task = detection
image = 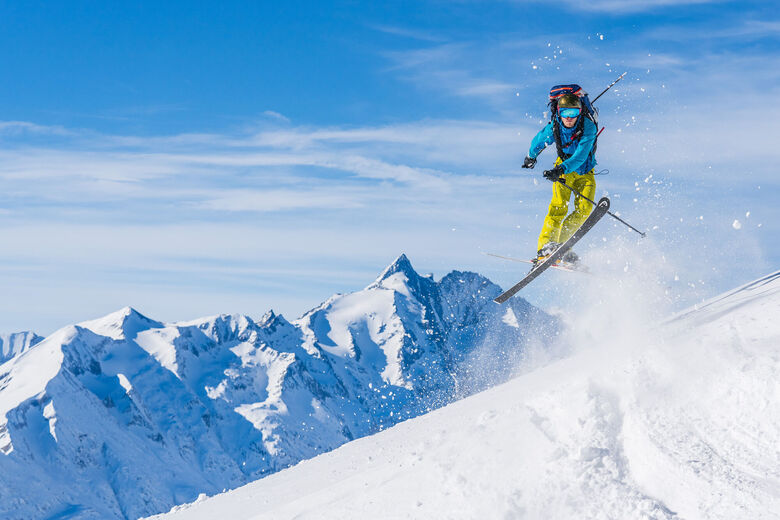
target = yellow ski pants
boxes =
[537,158,596,251]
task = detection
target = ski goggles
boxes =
[558,107,581,118]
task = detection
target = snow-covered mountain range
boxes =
[0,254,555,520]
[151,270,780,520]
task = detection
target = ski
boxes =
[484,252,590,274]
[494,196,610,304]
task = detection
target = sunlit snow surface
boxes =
[151,271,780,520]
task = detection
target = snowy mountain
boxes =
[150,271,780,520]
[0,254,554,520]
[0,331,43,364]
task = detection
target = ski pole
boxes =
[591,72,627,104]
[559,179,646,237]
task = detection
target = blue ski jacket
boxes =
[528,116,597,175]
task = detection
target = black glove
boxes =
[543,165,565,182]
[522,156,536,169]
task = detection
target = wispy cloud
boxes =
[0,117,538,227]
[0,121,74,136]
[262,111,291,123]
[555,0,727,13]
[383,42,518,105]
[370,24,447,43]
[197,188,366,212]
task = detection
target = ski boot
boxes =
[534,242,560,266]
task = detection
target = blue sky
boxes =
[1,0,778,334]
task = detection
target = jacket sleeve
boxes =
[528,123,554,159]
[560,118,597,173]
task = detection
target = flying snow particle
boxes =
[732,220,742,230]
[599,34,604,40]
[532,65,538,70]
[745,211,751,218]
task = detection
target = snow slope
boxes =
[151,271,780,520]
[0,255,554,520]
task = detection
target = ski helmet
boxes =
[557,93,582,109]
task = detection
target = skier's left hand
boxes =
[522,156,536,169]
[543,165,565,182]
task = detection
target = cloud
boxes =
[382,42,521,106]
[0,117,540,229]
[262,111,291,123]
[197,189,364,212]
[0,121,73,136]
[646,19,780,42]
[369,24,447,43]
[554,0,727,13]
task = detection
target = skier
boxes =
[521,91,598,266]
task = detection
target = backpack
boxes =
[548,84,599,161]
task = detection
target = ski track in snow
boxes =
[150,270,780,520]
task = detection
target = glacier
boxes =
[0,254,555,520]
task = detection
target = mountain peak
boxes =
[259,310,290,329]
[78,306,163,340]
[375,253,419,283]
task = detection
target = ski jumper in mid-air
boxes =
[522,89,598,265]
[492,75,644,304]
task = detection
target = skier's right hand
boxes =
[522,156,536,169]
[543,165,565,182]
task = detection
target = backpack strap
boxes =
[552,115,585,160]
